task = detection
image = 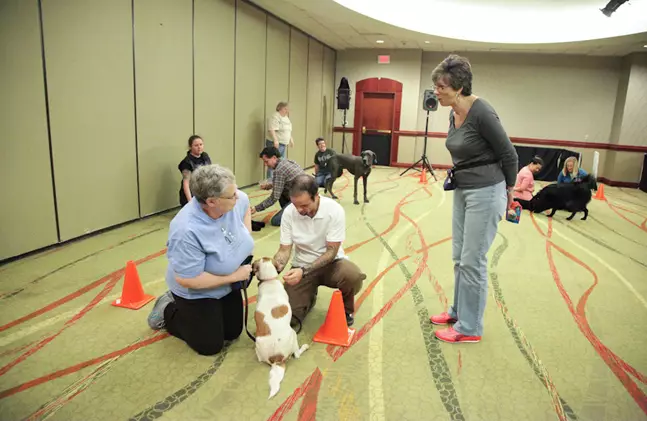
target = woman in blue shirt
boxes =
[557,156,587,183]
[148,164,254,355]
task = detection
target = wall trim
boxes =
[333,126,647,154]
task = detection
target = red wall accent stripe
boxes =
[332,126,647,154]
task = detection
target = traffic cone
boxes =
[593,184,606,200]
[419,168,428,184]
[112,260,155,310]
[313,290,355,347]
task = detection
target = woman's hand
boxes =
[506,188,514,209]
[289,138,294,148]
[232,265,253,282]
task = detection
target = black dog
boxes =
[522,175,598,220]
[325,150,377,205]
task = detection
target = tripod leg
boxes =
[400,157,424,176]
[423,156,437,181]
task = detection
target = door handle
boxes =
[362,126,366,134]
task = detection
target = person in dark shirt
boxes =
[428,54,518,344]
[313,137,336,188]
[178,135,212,207]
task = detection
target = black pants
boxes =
[163,290,243,355]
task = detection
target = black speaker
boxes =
[337,77,350,110]
[423,89,438,112]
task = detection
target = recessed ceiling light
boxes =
[424,41,430,44]
[376,40,384,44]
[644,44,647,48]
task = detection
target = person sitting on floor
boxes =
[147,164,254,356]
[251,146,304,227]
[313,137,336,188]
[178,135,212,207]
[513,156,543,201]
[557,156,587,184]
[271,174,366,327]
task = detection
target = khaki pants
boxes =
[285,258,366,322]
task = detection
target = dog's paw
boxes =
[364,198,370,203]
[331,195,338,200]
[353,200,360,205]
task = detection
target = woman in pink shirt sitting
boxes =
[513,156,543,206]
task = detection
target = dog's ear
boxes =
[251,259,261,276]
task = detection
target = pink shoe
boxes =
[435,327,481,343]
[429,312,457,325]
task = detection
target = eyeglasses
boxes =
[219,192,238,201]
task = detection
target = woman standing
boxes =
[178,135,212,207]
[148,164,254,355]
[262,101,294,188]
[429,54,518,344]
[557,156,587,183]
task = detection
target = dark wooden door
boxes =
[361,92,393,166]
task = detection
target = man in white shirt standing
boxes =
[271,174,366,327]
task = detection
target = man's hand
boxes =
[250,206,257,215]
[283,268,303,285]
[274,141,279,149]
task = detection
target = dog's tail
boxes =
[268,363,286,399]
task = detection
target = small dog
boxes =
[525,174,598,220]
[252,258,309,399]
[326,150,377,204]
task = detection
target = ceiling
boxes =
[249,0,647,56]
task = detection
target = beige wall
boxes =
[335,49,647,184]
[0,0,336,260]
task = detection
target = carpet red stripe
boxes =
[0,333,169,400]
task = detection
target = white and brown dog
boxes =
[252,257,309,399]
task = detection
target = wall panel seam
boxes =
[37,0,61,242]
[233,0,237,174]
[131,0,142,217]
[192,0,196,134]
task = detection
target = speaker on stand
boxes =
[400,89,438,180]
[336,77,351,153]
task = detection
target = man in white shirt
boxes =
[271,174,366,327]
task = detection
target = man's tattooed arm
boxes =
[273,244,292,273]
[301,242,340,277]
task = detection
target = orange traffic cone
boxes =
[313,290,355,347]
[419,168,428,184]
[593,183,606,200]
[112,261,155,310]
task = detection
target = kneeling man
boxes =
[271,174,365,327]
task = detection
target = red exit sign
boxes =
[377,55,390,64]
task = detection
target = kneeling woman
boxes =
[148,164,254,355]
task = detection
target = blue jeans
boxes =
[315,172,332,188]
[265,139,286,180]
[447,181,507,336]
[270,196,290,227]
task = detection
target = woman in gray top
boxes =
[428,54,518,344]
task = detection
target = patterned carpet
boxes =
[1,167,646,421]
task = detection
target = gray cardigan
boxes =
[446,98,518,189]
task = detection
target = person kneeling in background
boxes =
[147,164,253,356]
[513,156,543,209]
[313,137,336,188]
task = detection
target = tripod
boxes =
[341,109,348,154]
[400,110,437,180]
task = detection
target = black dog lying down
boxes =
[517,175,598,220]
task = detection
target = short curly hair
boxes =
[189,164,236,203]
[431,54,473,96]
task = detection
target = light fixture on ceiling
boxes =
[600,0,629,17]
[424,41,430,44]
[644,44,647,48]
[376,40,384,43]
